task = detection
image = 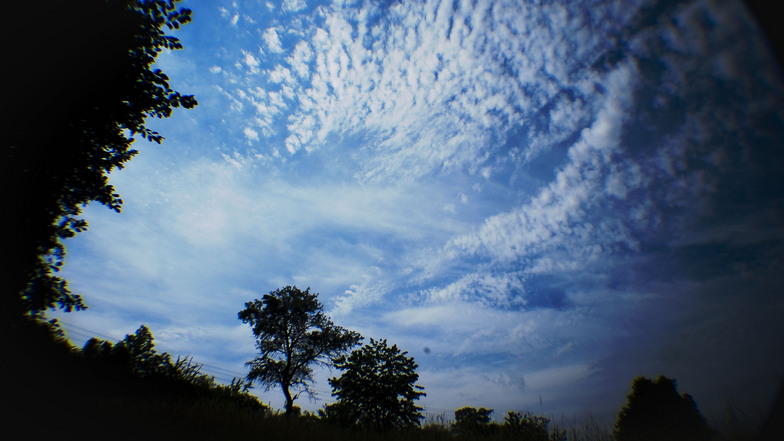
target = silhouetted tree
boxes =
[238,286,361,416]
[614,375,712,441]
[83,324,199,380]
[3,0,197,322]
[504,411,566,441]
[453,406,495,435]
[81,325,268,410]
[326,338,426,431]
[112,325,168,374]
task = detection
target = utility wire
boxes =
[52,321,444,412]
[56,319,248,385]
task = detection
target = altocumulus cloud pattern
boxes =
[56,0,784,423]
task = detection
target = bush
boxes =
[453,406,495,435]
[614,375,711,441]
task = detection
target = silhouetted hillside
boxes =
[5,319,268,440]
[5,318,781,441]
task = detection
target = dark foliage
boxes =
[325,338,426,431]
[614,375,712,441]
[503,411,566,441]
[119,327,259,401]
[238,285,362,416]
[79,325,264,408]
[453,406,496,436]
[3,324,759,441]
[6,318,268,440]
[3,0,197,321]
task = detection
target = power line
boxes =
[58,321,119,344]
[52,321,382,407]
[56,320,248,385]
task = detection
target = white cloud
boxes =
[263,27,285,53]
[267,65,295,85]
[439,62,637,275]
[220,6,240,26]
[241,49,261,74]
[242,127,259,143]
[219,0,638,183]
[282,0,307,13]
[286,41,313,78]
[331,271,386,317]
[422,272,526,308]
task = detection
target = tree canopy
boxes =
[83,325,201,381]
[614,375,711,441]
[453,406,495,435]
[4,0,197,321]
[238,286,361,416]
[326,338,426,431]
[503,411,565,441]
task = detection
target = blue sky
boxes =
[51,0,784,425]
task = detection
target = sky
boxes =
[50,0,784,426]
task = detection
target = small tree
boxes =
[326,338,426,431]
[238,286,361,416]
[614,375,711,441]
[504,411,566,441]
[453,406,494,435]
[84,325,170,375]
[83,324,203,381]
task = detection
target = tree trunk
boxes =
[283,382,295,417]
